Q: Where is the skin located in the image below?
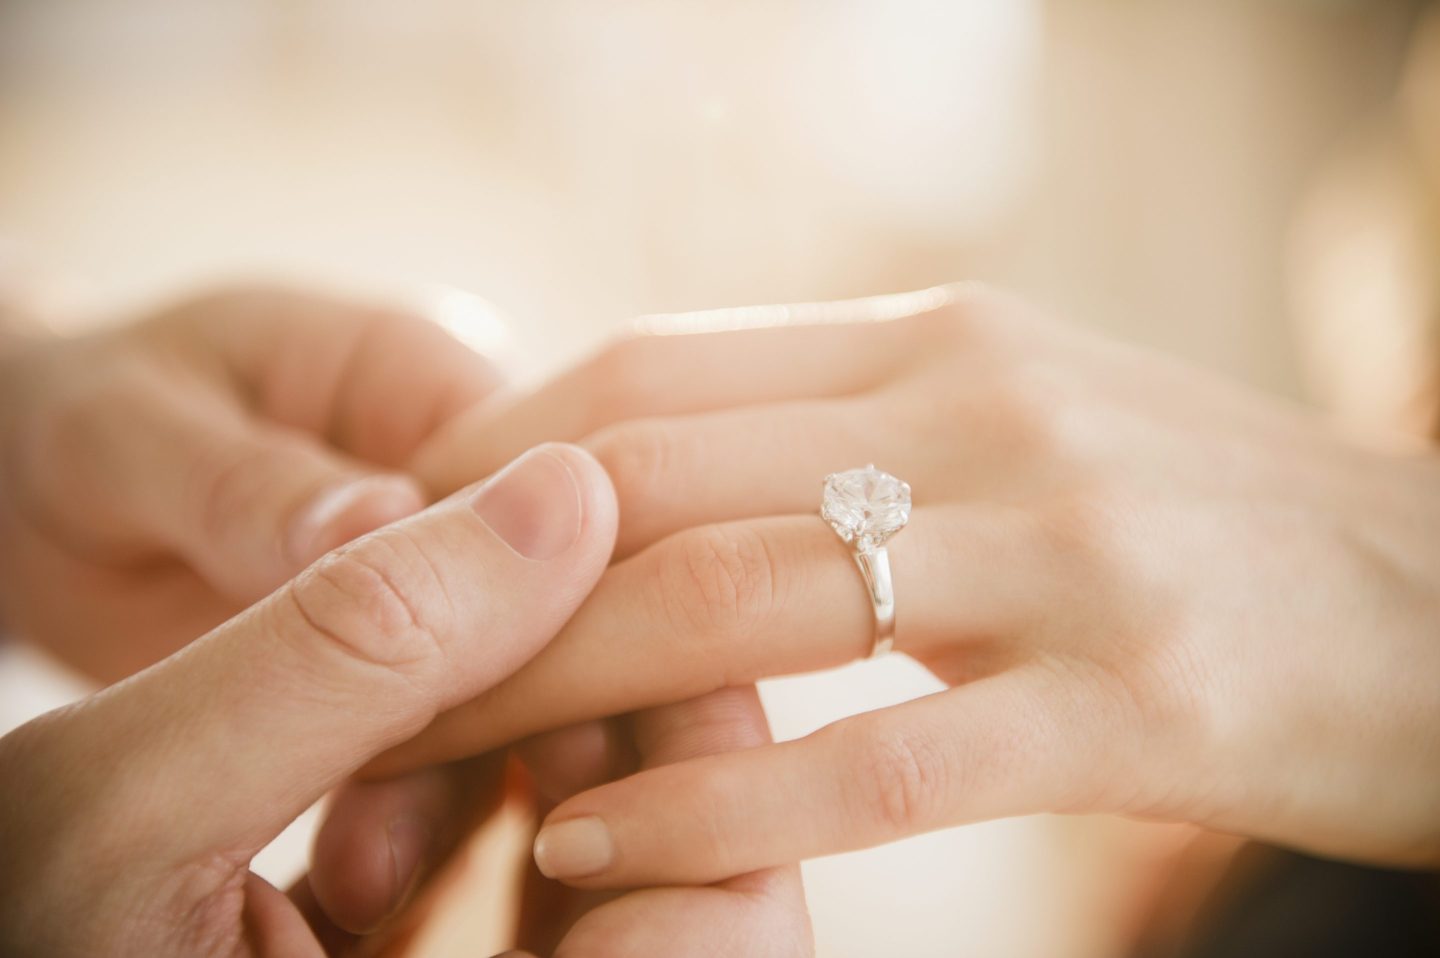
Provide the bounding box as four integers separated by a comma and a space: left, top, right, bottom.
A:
367, 285, 1440, 899
0, 289, 814, 954
306, 686, 812, 957
0, 441, 622, 956
0, 287, 501, 681
516, 689, 810, 957
306, 689, 813, 957
545, 690, 810, 958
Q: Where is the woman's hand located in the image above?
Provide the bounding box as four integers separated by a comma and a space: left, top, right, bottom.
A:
0, 284, 810, 956
516, 689, 812, 956
303, 688, 814, 958
393, 691, 814, 958
0, 444, 620, 957
0, 286, 501, 682
373, 285, 1440, 888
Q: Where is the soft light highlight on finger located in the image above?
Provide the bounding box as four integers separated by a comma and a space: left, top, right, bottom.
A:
412, 317, 935, 497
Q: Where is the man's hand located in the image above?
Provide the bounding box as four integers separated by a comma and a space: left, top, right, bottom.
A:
0, 286, 502, 681
0, 443, 618, 957
306, 686, 816, 957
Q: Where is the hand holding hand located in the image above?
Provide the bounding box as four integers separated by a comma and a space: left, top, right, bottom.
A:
503, 688, 812, 956
0, 444, 617, 957
0, 287, 500, 681
378, 285, 1440, 890
0, 285, 812, 956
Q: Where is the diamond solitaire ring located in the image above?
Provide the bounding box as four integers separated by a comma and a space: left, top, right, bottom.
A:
821, 465, 911, 658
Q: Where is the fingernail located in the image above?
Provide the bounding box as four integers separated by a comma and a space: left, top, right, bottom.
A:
487, 953, 539, 958
287, 474, 422, 566
471, 447, 583, 560
533, 815, 613, 880
387, 815, 430, 906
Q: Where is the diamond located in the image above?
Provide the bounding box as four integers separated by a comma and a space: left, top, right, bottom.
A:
821, 464, 911, 554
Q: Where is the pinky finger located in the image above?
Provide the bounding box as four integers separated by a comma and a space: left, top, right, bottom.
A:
533, 665, 1117, 889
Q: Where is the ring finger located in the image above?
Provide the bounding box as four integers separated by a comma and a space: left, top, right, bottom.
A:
367, 504, 1061, 777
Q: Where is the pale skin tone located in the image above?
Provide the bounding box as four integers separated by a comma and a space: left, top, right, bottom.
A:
0, 438, 624, 956
0, 292, 811, 955
5, 282, 1437, 954
366, 285, 1440, 903
0, 287, 500, 681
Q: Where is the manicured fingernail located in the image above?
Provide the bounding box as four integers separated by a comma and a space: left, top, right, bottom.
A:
387, 815, 430, 907
533, 816, 613, 880
471, 447, 583, 560
287, 474, 422, 566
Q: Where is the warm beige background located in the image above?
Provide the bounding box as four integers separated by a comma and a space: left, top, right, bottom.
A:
0, 1, 1425, 955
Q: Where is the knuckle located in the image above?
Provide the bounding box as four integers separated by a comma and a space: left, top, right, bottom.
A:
836, 719, 949, 835
578, 334, 660, 426
351, 304, 466, 358
188, 441, 270, 545
661, 524, 779, 639
1036, 490, 1138, 585
901, 303, 983, 354
990, 363, 1090, 461
584, 418, 677, 509
284, 530, 450, 682
899, 285, 1020, 354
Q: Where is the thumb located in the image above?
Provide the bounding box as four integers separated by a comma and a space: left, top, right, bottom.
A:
2, 443, 616, 865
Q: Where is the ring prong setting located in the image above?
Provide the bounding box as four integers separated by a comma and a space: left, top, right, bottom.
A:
820, 464, 910, 659
820, 464, 911, 553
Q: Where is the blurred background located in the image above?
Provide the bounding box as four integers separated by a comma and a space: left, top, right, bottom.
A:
1, 1, 1437, 955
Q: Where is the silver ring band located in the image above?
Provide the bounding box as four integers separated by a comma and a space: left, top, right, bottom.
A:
853, 546, 896, 658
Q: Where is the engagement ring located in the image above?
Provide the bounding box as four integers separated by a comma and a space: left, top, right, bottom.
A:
820, 464, 911, 658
